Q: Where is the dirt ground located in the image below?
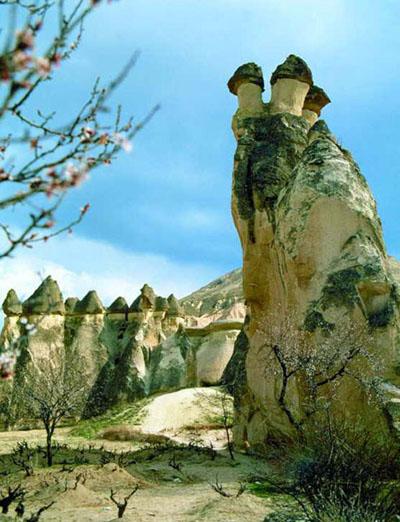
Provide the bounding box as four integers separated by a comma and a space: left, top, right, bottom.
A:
0, 389, 286, 520
0, 439, 278, 521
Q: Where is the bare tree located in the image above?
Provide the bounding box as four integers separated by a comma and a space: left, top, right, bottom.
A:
209, 475, 246, 498
12, 357, 89, 466
219, 388, 235, 460
195, 388, 235, 459
110, 486, 139, 519
0, 0, 158, 259
10, 441, 34, 476
0, 483, 24, 514
24, 501, 55, 521
256, 312, 380, 435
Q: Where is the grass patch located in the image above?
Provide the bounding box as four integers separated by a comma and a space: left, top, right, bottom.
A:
70, 398, 151, 439
247, 481, 278, 498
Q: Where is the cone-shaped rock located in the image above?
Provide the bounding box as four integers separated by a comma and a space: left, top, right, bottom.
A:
228, 62, 264, 95
155, 296, 169, 312
75, 290, 104, 314
108, 297, 129, 314
141, 284, 156, 308
167, 294, 183, 316
270, 54, 313, 86
129, 295, 141, 313
23, 276, 64, 315
2, 289, 22, 316
130, 284, 156, 312
65, 297, 79, 314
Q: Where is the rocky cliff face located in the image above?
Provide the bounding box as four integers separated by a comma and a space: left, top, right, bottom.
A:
225, 55, 400, 448
1, 271, 245, 418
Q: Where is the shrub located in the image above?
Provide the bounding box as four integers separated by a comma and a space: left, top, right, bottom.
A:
286, 421, 400, 521
100, 425, 170, 445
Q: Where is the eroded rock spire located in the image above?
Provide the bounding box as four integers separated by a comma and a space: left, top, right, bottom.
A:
23, 276, 64, 315
226, 54, 400, 449
2, 289, 22, 316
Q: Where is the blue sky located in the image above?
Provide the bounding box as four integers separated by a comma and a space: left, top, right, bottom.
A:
1, 0, 400, 307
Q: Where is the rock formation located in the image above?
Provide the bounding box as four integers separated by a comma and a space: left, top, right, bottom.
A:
225, 55, 400, 448
1, 271, 245, 418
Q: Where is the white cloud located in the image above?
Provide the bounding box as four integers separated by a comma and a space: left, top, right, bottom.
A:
0, 233, 224, 315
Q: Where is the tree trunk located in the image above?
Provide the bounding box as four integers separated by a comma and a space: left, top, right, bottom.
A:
46, 432, 53, 467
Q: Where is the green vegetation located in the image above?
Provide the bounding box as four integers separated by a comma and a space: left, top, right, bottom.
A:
320, 267, 362, 308
303, 310, 334, 332
368, 301, 395, 328
70, 398, 150, 439
247, 421, 400, 522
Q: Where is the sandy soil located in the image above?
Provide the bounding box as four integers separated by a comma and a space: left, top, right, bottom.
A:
0, 388, 282, 520
0, 448, 276, 521
140, 387, 231, 448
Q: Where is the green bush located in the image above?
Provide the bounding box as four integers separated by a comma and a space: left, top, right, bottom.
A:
287, 422, 400, 521
251, 420, 400, 521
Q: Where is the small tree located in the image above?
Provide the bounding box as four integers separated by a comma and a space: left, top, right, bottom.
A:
0, 0, 158, 260
110, 486, 139, 519
257, 312, 380, 436
13, 357, 88, 466
195, 387, 235, 459
0, 484, 24, 514
0, 1, 158, 389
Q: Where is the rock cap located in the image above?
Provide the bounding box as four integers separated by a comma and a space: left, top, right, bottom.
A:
129, 284, 157, 312
108, 297, 129, 314
141, 284, 156, 308
2, 289, 22, 316
270, 54, 313, 86
167, 294, 184, 317
23, 276, 64, 315
303, 85, 330, 115
228, 62, 265, 95
65, 297, 79, 314
155, 296, 169, 312
75, 290, 104, 314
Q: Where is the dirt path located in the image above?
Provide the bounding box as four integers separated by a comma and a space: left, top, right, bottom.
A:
0, 427, 140, 454
43, 482, 272, 522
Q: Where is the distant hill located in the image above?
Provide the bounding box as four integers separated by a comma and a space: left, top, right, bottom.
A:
180, 268, 244, 320
389, 257, 400, 285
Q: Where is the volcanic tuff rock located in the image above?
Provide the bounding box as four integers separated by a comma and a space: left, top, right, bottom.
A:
108, 297, 129, 314
74, 290, 105, 315
22, 276, 64, 315
0, 290, 22, 351
1, 271, 245, 418
2, 290, 22, 316
226, 54, 400, 448
65, 297, 79, 314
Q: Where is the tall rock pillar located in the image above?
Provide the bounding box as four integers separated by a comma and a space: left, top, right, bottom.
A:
226, 55, 400, 448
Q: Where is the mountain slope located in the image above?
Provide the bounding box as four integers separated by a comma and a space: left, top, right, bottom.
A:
180, 268, 244, 322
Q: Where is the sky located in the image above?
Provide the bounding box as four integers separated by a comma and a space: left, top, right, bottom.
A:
0, 0, 400, 309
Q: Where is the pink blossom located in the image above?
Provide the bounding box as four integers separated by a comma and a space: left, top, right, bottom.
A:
13, 51, 31, 71
16, 29, 35, 50
112, 132, 132, 153
35, 57, 51, 77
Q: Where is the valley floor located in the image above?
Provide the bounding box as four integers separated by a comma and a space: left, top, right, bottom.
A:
0, 431, 276, 521
0, 388, 284, 521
